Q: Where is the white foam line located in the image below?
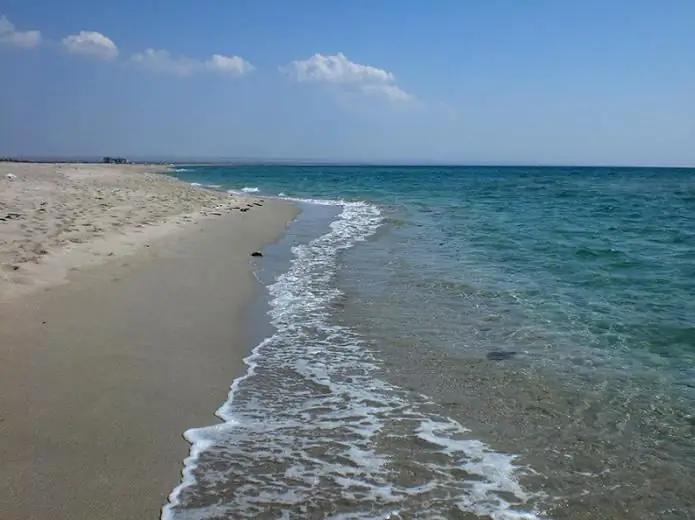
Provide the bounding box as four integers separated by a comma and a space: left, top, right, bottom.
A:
161, 337, 274, 519
162, 198, 362, 519
162, 196, 546, 519
281, 195, 350, 206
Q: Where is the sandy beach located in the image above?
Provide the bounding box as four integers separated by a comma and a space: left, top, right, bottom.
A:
0, 163, 297, 519
0, 162, 259, 301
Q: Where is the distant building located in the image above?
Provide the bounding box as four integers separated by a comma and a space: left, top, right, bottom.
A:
102, 157, 128, 164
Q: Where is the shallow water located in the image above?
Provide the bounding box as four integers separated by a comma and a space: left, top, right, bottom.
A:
164, 165, 695, 519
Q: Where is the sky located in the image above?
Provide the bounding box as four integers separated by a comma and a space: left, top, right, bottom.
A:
1, 0, 694, 166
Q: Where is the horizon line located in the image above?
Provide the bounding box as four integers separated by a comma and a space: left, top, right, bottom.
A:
1, 156, 694, 169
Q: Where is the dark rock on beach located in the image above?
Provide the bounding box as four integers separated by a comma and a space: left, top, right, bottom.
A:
250, 251, 263, 258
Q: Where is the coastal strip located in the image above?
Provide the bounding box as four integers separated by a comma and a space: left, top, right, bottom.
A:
0, 162, 298, 519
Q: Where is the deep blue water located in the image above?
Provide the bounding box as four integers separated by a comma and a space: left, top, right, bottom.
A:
165, 165, 695, 520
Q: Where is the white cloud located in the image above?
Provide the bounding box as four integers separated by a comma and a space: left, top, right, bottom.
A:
284, 52, 393, 84
130, 48, 254, 78
360, 83, 412, 101
62, 31, 118, 60
282, 52, 411, 101
0, 14, 41, 49
129, 48, 201, 76
206, 54, 254, 75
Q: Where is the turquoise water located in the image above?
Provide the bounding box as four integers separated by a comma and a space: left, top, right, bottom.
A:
176, 165, 695, 376
166, 165, 695, 519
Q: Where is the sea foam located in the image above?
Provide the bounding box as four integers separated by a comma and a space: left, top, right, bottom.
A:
226, 186, 261, 196
162, 198, 544, 519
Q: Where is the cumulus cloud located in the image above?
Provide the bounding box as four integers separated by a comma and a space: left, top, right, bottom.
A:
206, 54, 254, 75
130, 48, 254, 77
0, 14, 41, 49
282, 52, 412, 101
285, 52, 393, 84
62, 31, 118, 60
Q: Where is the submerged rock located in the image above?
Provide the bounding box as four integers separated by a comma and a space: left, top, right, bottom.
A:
486, 350, 517, 361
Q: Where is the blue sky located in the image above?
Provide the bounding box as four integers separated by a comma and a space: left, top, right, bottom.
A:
1, 1, 694, 165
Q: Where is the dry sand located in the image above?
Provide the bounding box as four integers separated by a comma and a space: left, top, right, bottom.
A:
0, 162, 261, 300
0, 163, 298, 519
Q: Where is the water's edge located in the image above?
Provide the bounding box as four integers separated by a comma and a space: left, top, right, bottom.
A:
160, 200, 305, 519
161, 198, 545, 519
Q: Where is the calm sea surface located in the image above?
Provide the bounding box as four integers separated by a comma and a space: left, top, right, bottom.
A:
163, 165, 695, 520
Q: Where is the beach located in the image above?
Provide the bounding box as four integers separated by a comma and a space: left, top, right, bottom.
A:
3, 162, 694, 519
0, 163, 297, 519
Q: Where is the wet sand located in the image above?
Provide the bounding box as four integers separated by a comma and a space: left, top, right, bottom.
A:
0, 163, 298, 519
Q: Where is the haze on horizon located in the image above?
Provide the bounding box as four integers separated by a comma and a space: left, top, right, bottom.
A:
1, 1, 694, 167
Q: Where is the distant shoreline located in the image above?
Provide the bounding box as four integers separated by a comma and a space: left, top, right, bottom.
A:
3, 158, 694, 169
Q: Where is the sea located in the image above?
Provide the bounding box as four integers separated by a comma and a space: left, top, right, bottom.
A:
161, 165, 695, 520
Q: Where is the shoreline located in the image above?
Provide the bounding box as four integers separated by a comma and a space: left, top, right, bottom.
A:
0, 162, 299, 519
